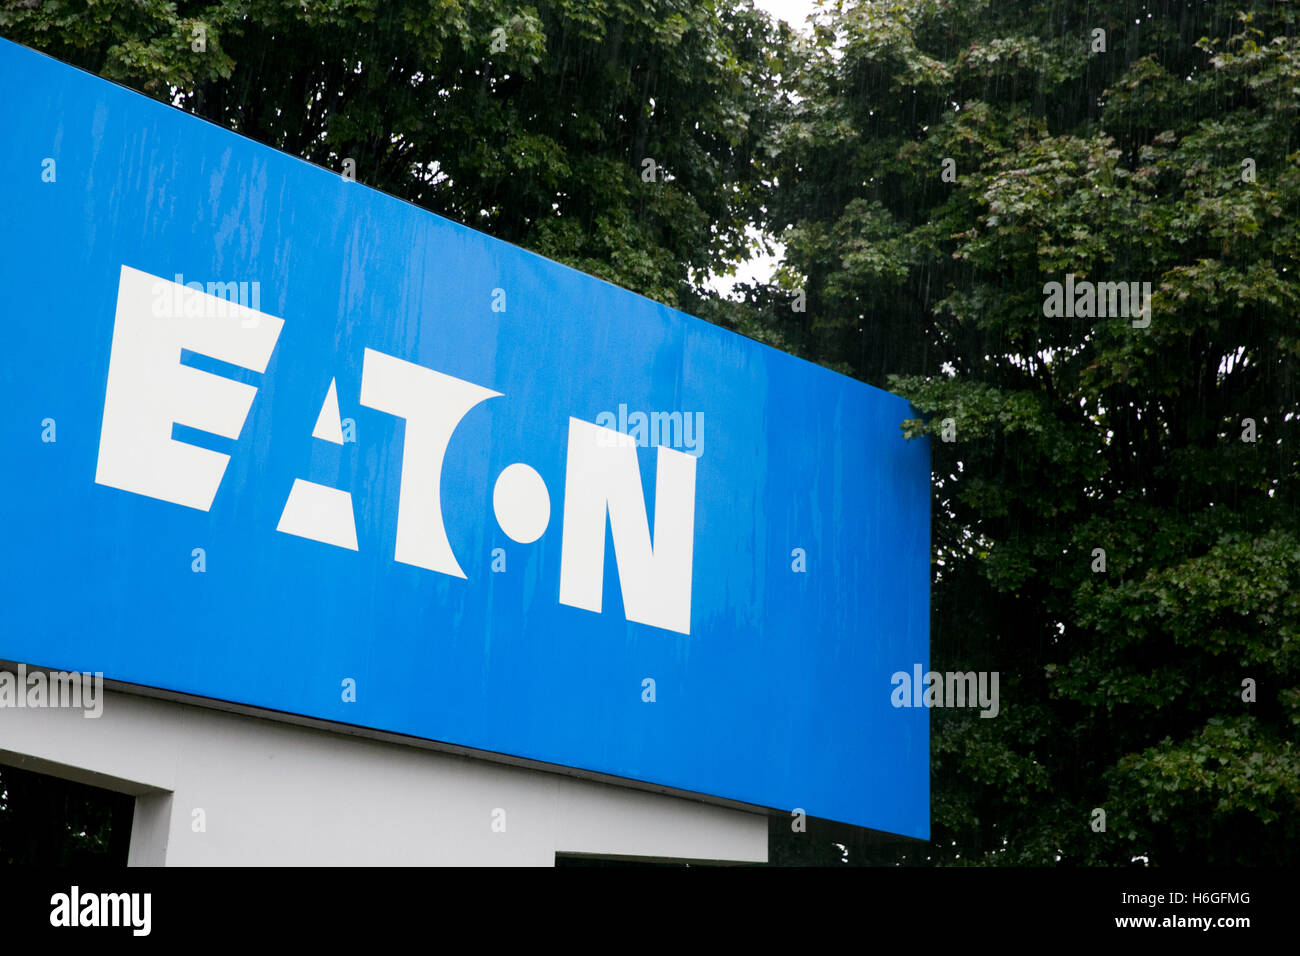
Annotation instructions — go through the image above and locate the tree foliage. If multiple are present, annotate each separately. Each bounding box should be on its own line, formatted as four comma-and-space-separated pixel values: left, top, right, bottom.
1, 0, 787, 307
765, 0, 1299, 865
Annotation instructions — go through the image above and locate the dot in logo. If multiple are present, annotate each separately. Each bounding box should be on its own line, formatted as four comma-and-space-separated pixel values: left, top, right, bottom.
493, 463, 550, 544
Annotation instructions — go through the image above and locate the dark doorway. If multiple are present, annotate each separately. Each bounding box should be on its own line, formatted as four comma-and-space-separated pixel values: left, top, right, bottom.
0, 763, 134, 865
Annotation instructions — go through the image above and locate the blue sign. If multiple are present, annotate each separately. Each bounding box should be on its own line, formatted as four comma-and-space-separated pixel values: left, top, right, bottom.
0, 38, 930, 838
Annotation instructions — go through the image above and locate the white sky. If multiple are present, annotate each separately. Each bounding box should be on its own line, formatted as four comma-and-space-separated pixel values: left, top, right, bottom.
753, 0, 821, 31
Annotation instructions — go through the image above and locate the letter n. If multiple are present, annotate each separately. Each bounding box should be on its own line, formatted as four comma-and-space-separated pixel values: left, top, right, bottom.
559, 418, 696, 634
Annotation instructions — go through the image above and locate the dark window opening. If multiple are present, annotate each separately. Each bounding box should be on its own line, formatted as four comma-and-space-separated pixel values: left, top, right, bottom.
0, 763, 134, 866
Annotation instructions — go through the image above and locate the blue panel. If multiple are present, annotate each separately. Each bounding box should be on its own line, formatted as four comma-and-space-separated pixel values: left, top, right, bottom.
0, 38, 929, 838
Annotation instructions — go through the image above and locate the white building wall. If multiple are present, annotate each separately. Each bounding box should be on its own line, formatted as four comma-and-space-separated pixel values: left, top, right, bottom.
0, 685, 768, 866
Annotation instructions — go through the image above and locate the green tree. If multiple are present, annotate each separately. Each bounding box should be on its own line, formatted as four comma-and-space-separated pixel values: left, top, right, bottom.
765, 0, 1299, 865
1, 0, 788, 307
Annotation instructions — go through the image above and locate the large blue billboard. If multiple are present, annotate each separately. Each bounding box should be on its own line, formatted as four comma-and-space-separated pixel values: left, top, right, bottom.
0, 38, 930, 838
